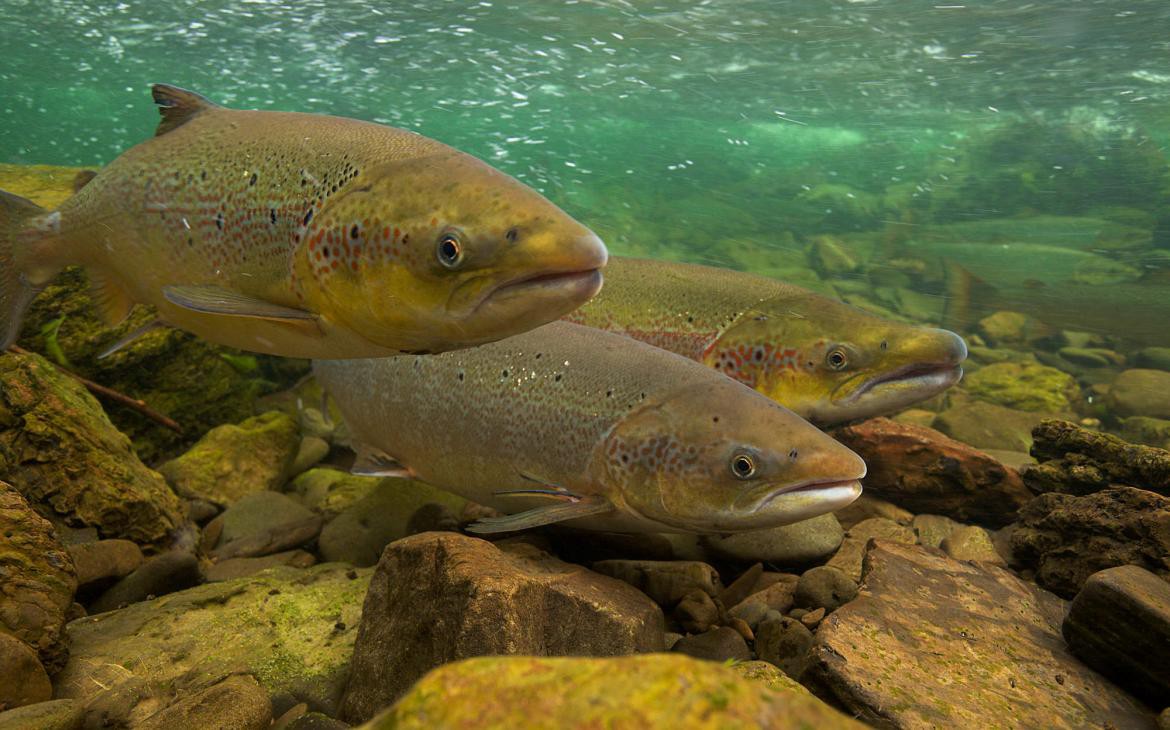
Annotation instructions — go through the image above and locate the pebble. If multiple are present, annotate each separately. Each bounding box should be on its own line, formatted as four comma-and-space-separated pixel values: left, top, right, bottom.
800, 607, 826, 629
89, 551, 202, 614
673, 589, 720, 634
727, 600, 769, 631
211, 515, 323, 561
833, 495, 913, 530
185, 499, 219, 525
591, 560, 721, 608
67, 539, 143, 589
217, 491, 317, 547
671, 627, 752, 663
755, 612, 814, 679
742, 577, 798, 614
794, 566, 859, 613
727, 617, 754, 643
288, 436, 331, 478
911, 514, 961, 550
1058, 347, 1122, 368
940, 526, 1006, 566
0, 633, 51, 710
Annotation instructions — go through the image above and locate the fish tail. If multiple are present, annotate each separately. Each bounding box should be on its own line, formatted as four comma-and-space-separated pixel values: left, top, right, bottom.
0, 189, 56, 349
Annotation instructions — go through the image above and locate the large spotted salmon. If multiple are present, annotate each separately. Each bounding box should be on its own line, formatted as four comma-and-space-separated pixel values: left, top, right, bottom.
0, 85, 606, 357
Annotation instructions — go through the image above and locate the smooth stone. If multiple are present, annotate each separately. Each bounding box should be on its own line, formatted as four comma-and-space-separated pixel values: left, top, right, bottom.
800, 607, 826, 629
1058, 347, 1122, 368
1118, 416, 1170, 449
185, 498, 219, 525
940, 525, 1006, 566
67, 540, 142, 590
911, 514, 962, 549
339, 533, 664, 722
671, 627, 752, 663
810, 541, 1152, 728
756, 613, 815, 680
700, 514, 844, 566
1133, 347, 1170, 372
205, 550, 317, 582
0, 632, 52, 710
288, 468, 382, 518
672, 589, 720, 634
591, 559, 721, 608
890, 408, 937, 429
963, 361, 1079, 413
136, 674, 272, 730
289, 436, 331, 478
794, 566, 858, 613
933, 401, 1051, 452
286, 713, 350, 730
355, 655, 864, 729
0, 699, 83, 730
87, 551, 202, 614
211, 515, 323, 561
825, 517, 917, 582
1063, 565, 1170, 705
218, 491, 317, 546
727, 600, 770, 631
1108, 369, 1170, 419
976, 310, 1031, 346
743, 577, 799, 615
404, 503, 460, 535
832, 494, 913, 530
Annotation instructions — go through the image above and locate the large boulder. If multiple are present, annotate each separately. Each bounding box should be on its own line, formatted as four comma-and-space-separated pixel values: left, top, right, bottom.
832, 418, 1031, 526
933, 401, 1051, 452
1025, 419, 1170, 498
340, 533, 664, 723
357, 655, 864, 730
1011, 487, 1170, 598
158, 411, 301, 507
0, 482, 77, 673
0, 351, 184, 547
811, 541, 1152, 728
1108, 368, 1170, 419
962, 361, 1079, 413
56, 563, 371, 718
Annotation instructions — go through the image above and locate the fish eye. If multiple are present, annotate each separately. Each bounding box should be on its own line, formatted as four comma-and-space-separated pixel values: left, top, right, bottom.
436, 233, 463, 269
826, 348, 849, 371
730, 452, 757, 480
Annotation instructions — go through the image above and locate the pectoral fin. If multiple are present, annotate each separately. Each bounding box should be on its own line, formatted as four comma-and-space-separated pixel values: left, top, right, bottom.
351, 444, 414, 479
162, 285, 316, 322
89, 270, 135, 326
465, 497, 614, 534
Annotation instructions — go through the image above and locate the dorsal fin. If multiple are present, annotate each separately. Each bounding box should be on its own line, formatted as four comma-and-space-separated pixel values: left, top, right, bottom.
151, 84, 221, 136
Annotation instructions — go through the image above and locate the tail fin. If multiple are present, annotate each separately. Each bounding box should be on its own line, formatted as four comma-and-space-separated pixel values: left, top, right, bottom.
0, 190, 48, 349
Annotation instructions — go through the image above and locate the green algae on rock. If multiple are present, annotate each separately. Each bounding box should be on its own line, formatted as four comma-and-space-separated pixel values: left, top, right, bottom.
358, 654, 865, 730
0, 352, 184, 547
158, 411, 300, 507
962, 361, 1080, 413
56, 563, 371, 717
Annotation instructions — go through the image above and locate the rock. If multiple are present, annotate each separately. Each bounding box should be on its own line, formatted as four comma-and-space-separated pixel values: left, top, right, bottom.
356, 654, 864, 729
544, 529, 677, 564
66, 540, 142, 592
0, 352, 185, 547
289, 468, 381, 518
700, 514, 843, 566
57, 564, 370, 717
933, 401, 1050, 452
403, 503, 460, 535
213, 515, 322, 561
963, 361, 1079, 413
0, 699, 83, 730
136, 674, 272, 730
88, 551, 202, 614
743, 576, 799, 614
1134, 347, 1170, 371
891, 408, 937, 428
0, 482, 77, 672
800, 606, 826, 629
940, 525, 1005, 566
1108, 369, 1170, 419
185, 498, 219, 525
218, 491, 317, 546
756, 613, 815, 680
671, 627, 751, 663
727, 600, 769, 630
1026, 418, 1170, 497
289, 436, 331, 479
286, 713, 348, 730
672, 589, 720, 634
825, 517, 917, 582
158, 411, 301, 507
1058, 347, 1122, 368
205, 550, 317, 582
912, 513, 962, 549
1063, 565, 1170, 705
591, 559, 721, 608
832, 494, 912, 530
339, 533, 663, 722
1118, 416, 1170, 449
317, 479, 466, 567
807, 234, 860, 275
794, 566, 858, 613
0, 632, 51, 711
810, 541, 1152, 728
1011, 487, 1170, 597
976, 310, 1032, 346
832, 418, 1032, 526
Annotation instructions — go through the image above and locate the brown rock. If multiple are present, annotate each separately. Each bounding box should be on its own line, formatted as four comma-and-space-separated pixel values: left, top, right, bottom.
832, 418, 1032, 526
671, 626, 751, 663
756, 613, 814, 680
339, 533, 664, 722
794, 566, 858, 613
211, 514, 322, 561
66, 540, 142, 589
811, 541, 1152, 728
591, 559, 721, 608
934, 401, 1050, 452
0, 482, 76, 672
0, 699, 83, 730
833, 494, 912, 530
0, 632, 51, 711
136, 675, 272, 730
205, 550, 316, 582
87, 551, 202, 614
672, 589, 719, 634
911, 514, 962, 549
1026, 418, 1170, 497
744, 577, 798, 614
825, 517, 917, 582
800, 607, 826, 629
1063, 565, 1170, 705
940, 525, 1006, 566
1011, 487, 1170, 597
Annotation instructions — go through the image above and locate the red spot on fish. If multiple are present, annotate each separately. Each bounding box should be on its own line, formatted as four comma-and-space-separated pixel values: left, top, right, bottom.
430, 217, 438, 227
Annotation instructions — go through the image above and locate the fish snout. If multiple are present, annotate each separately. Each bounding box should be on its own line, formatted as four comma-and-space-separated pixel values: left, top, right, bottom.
927, 327, 968, 365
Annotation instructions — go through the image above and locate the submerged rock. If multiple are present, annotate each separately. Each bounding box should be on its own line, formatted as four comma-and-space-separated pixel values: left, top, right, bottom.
591, 559, 721, 608
811, 541, 1152, 728
671, 626, 751, 663
0, 351, 185, 547
340, 533, 664, 722
67, 540, 143, 594
1026, 418, 1170, 498
56, 564, 371, 717
87, 550, 202, 614
135, 674, 272, 730
756, 612, 815, 680
700, 513, 844, 566
0, 632, 52, 711
1063, 565, 1170, 705
933, 401, 1050, 452
1010, 487, 1170, 598
1109, 369, 1170, 419
832, 418, 1031, 526
357, 654, 864, 730
0, 482, 77, 673
963, 361, 1079, 413
159, 411, 301, 507
0, 699, 83, 730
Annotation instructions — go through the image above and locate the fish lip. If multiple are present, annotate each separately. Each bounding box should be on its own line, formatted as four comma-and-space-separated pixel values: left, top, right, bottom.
841, 362, 964, 405
737, 476, 865, 511
472, 267, 604, 313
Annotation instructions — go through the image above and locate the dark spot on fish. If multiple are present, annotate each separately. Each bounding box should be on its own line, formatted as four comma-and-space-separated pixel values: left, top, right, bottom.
201, 170, 207, 181
457, 371, 464, 381
351, 225, 359, 239
187, 236, 194, 247
216, 213, 224, 230
323, 246, 331, 258
331, 185, 338, 193
402, 234, 410, 245
713, 416, 720, 423
880, 340, 888, 351
554, 373, 562, 382
304, 209, 314, 225
788, 448, 798, 460
249, 172, 257, 186
687, 315, 694, 323
501, 369, 509, 378
606, 389, 613, 397
621, 454, 629, 464
505, 227, 518, 243
270, 209, 277, 225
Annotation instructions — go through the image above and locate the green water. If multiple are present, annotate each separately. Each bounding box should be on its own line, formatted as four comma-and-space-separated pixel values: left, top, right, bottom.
3, 0, 1170, 417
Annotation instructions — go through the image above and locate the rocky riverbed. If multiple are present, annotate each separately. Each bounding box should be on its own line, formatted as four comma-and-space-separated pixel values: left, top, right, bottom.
1, 164, 1169, 729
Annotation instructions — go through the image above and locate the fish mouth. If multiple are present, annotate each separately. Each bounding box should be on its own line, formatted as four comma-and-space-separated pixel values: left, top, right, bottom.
845, 361, 964, 405
474, 268, 604, 314
736, 476, 865, 512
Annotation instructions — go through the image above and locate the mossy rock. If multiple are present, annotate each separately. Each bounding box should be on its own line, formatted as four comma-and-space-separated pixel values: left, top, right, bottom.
159, 411, 301, 507
289, 468, 383, 518
0, 163, 308, 463
962, 361, 1079, 413
0, 351, 184, 547
360, 654, 864, 729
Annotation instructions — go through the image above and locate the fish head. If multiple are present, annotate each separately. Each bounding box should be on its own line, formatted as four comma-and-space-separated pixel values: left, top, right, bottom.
302, 151, 607, 353
597, 379, 866, 533
708, 299, 967, 425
